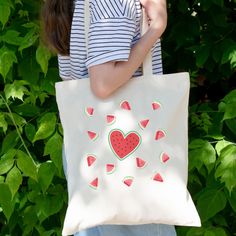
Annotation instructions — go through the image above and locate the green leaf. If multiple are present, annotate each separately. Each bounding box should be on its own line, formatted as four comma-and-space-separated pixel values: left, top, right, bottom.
212, 0, 224, 7
6, 112, 26, 127
221, 90, 236, 120
221, 40, 236, 69
0, 0, 13, 28
0, 158, 14, 175
222, 89, 236, 103
186, 228, 205, 236
0, 46, 17, 79
215, 140, 232, 156
36, 43, 51, 75
1, 30, 23, 46
0, 176, 4, 183
35, 194, 64, 222
189, 139, 216, 173
196, 45, 211, 67
0, 183, 15, 220
1, 130, 19, 155
16, 150, 37, 180
4, 80, 28, 101
22, 206, 38, 234
38, 161, 56, 193
222, 102, 236, 120
18, 29, 39, 53
227, 189, 236, 213
225, 119, 236, 136
13, 103, 40, 117
0, 149, 16, 175
18, 49, 40, 84
6, 166, 22, 197
197, 187, 227, 222
24, 123, 36, 142
0, 113, 8, 133
205, 227, 227, 236
33, 112, 57, 142
44, 132, 62, 171
215, 145, 236, 192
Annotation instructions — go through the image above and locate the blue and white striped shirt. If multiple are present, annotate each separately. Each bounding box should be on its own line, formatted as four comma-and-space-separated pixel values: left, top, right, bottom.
58, 0, 163, 80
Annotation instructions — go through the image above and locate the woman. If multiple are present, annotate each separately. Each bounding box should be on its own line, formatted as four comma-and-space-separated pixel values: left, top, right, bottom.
42, 0, 176, 235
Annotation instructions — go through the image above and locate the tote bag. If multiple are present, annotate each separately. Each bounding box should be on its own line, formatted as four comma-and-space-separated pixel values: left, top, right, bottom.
55, 1, 201, 235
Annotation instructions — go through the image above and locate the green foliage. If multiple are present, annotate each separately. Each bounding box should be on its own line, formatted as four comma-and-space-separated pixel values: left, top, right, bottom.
163, 0, 236, 234
0, 0, 235, 235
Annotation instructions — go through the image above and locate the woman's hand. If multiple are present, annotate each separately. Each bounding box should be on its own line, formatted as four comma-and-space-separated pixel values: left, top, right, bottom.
140, 0, 167, 35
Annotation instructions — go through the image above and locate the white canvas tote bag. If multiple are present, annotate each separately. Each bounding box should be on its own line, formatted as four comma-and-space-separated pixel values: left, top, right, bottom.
55, 1, 201, 235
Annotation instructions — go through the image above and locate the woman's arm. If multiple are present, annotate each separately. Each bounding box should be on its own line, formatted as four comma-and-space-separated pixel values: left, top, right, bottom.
88, 0, 167, 99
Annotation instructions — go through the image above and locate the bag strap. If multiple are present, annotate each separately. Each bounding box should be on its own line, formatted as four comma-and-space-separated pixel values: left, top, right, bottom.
84, 1, 153, 77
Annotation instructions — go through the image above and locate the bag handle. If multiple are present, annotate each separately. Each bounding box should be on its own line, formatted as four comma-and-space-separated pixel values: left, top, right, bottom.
84, 1, 153, 77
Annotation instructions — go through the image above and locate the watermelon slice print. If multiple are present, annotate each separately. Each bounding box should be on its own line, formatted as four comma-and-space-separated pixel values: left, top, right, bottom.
153, 173, 164, 182
89, 178, 98, 189
152, 101, 161, 110
123, 176, 134, 187
120, 100, 131, 110
138, 119, 149, 129
106, 164, 116, 174
87, 131, 98, 141
160, 152, 170, 163
109, 129, 141, 160
106, 115, 116, 125
136, 157, 147, 168
155, 130, 166, 140
85, 107, 94, 116
87, 154, 96, 167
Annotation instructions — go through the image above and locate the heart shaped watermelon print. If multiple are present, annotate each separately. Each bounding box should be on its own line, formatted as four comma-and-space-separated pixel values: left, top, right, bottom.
109, 129, 141, 160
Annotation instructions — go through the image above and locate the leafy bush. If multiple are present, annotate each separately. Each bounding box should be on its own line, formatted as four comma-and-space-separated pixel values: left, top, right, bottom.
0, 0, 235, 235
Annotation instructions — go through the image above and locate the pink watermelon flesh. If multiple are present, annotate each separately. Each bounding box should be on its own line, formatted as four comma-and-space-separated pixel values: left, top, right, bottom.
86, 107, 94, 116
120, 101, 131, 110
87, 155, 96, 167
107, 115, 115, 124
161, 152, 170, 163
90, 178, 98, 188
136, 157, 146, 168
155, 130, 165, 140
88, 131, 97, 140
139, 119, 149, 129
152, 102, 161, 110
153, 173, 163, 182
123, 177, 133, 187
106, 164, 115, 173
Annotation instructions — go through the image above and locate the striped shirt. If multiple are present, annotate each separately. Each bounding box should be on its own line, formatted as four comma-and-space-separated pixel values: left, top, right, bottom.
58, 0, 163, 80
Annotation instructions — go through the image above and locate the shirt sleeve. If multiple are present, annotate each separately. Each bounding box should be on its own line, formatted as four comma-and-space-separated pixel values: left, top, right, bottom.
58, 54, 71, 80
85, 0, 137, 68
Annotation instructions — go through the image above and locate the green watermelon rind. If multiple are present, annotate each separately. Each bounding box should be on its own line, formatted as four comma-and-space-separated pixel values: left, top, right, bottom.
86, 153, 97, 167
107, 115, 116, 126
119, 100, 131, 110
155, 129, 166, 140
136, 157, 147, 169
89, 178, 98, 190
138, 120, 149, 130
89, 184, 98, 190
152, 101, 162, 110
108, 129, 142, 161
123, 176, 134, 186
160, 152, 170, 163
91, 133, 99, 141
88, 131, 99, 141
106, 164, 116, 175
84, 107, 94, 117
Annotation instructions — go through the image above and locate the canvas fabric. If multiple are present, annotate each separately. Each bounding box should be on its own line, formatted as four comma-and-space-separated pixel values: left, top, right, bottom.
55, 1, 201, 235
